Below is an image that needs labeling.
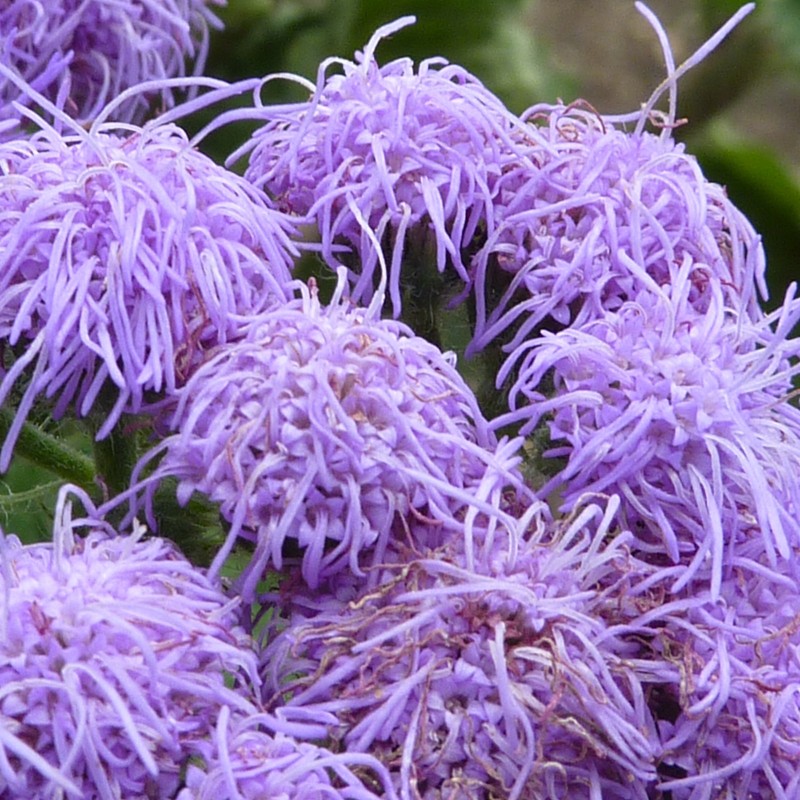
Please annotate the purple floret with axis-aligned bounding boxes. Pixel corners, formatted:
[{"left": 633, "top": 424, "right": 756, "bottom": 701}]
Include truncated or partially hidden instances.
[
  {"left": 135, "top": 279, "right": 528, "bottom": 597},
  {"left": 259, "top": 498, "right": 659, "bottom": 800},
  {"left": 498, "top": 262, "right": 800, "bottom": 598},
  {"left": 0, "top": 117, "right": 297, "bottom": 471},
  {"left": 0, "top": 0, "right": 222, "bottom": 126},
  {"left": 233, "top": 17, "right": 535, "bottom": 315},
  {"left": 619, "top": 554, "right": 800, "bottom": 799},
  {"left": 0, "top": 486, "right": 260, "bottom": 800},
  {"left": 176, "top": 706, "right": 396, "bottom": 800},
  {"left": 469, "top": 102, "right": 767, "bottom": 358}
]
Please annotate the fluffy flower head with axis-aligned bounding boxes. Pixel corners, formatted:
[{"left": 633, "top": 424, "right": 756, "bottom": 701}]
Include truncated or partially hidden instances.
[
  {"left": 235, "top": 17, "right": 533, "bottom": 314},
  {"left": 139, "top": 279, "right": 525, "bottom": 596},
  {"left": 470, "top": 103, "right": 766, "bottom": 358},
  {"left": 260, "top": 498, "right": 658, "bottom": 800},
  {"left": 500, "top": 267, "right": 800, "bottom": 598},
  {"left": 468, "top": 2, "right": 762, "bottom": 360},
  {"left": 0, "top": 116, "right": 296, "bottom": 470},
  {"left": 0, "top": 487, "right": 259, "bottom": 800},
  {"left": 1, "top": 0, "right": 221, "bottom": 126}
]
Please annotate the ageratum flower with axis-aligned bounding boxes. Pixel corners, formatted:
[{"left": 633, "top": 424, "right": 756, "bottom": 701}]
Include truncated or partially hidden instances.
[
  {"left": 0, "top": 486, "right": 260, "bottom": 800},
  {"left": 232, "top": 16, "right": 536, "bottom": 315},
  {"left": 176, "top": 706, "right": 395, "bottom": 800},
  {"left": 468, "top": 4, "right": 762, "bottom": 359},
  {"left": 0, "top": 0, "right": 221, "bottom": 125},
  {"left": 136, "top": 279, "right": 528, "bottom": 597},
  {"left": 469, "top": 103, "right": 766, "bottom": 358},
  {"left": 497, "top": 261, "right": 800, "bottom": 599},
  {"left": 615, "top": 552, "right": 800, "bottom": 799},
  {"left": 259, "top": 498, "right": 659, "bottom": 800},
  {"left": 0, "top": 116, "right": 297, "bottom": 471}
]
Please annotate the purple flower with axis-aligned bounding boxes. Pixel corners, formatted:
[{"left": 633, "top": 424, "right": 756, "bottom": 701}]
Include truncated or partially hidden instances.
[
  {"left": 469, "top": 102, "right": 766, "bottom": 358},
  {"left": 497, "top": 263, "right": 800, "bottom": 598},
  {"left": 0, "top": 117, "right": 297, "bottom": 471},
  {"left": 619, "top": 555, "right": 800, "bottom": 799},
  {"left": 259, "top": 497, "right": 659, "bottom": 800},
  {"left": 176, "top": 706, "right": 396, "bottom": 800},
  {"left": 0, "top": 485, "right": 260, "bottom": 800},
  {"left": 468, "top": 2, "right": 760, "bottom": 361},
  {"left": 0, "top": 0, "right": 222, "bottom": 125},
  {"left": 135, "top": 279, "right": 528, "bottom": 597},
  {"left": 232, "top": 17, "right": 534, "bottom": 315}
]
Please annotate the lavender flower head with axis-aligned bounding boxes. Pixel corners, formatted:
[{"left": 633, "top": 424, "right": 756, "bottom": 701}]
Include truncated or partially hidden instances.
[
  {"left": 471, "top": 107, "right": 766, "bottom": 356},
  {"left": 177, "top": 706, "right": 395, "bottom": 800},
  {"left": 259, "top": 497, "right": 659, "bottom": 800},
  {"left": 0, "top": 485, "right": 260, "bottom": 800},
  {"left": 233, "top": 16, "right": 533, "bottom": 314},
  {"left": 0, "top": 0, "right": 222, "bottom": 126},
  {"left": 0, "top": 114, "right": 297, "bottom": 471},
  {"left": 137, "top": 277, "right": 527, "bottom": 597},
  {"left": 498, "top": 262, "right": 800, "bottom": 599},
  {"left": 624, "top": 555, "right": 800, "bottom": 798},
  {"left": 469, "top": 4, "right": 763, "bottom": 357}
]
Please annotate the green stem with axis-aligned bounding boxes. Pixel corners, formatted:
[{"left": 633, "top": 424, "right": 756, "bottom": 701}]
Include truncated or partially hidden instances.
[
  {"left": 398, "top": 230, "right": 447, "bottom": 348},
  {"left": 92, "top": 422, "right": 138, "bottom": 497},
  {"left": 86, "top": 384, "right": 141, "bottom": 498},
  {"left": 149, "top": 480, "right": 225, "bottom": 567},
  {"left": 0, "top": 407, "right": 96, "bottom": 491}
]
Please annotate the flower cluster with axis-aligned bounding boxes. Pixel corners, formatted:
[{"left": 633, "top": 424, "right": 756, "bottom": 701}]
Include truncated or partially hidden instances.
[
  {"left": 232, "top": 17, "right": 535, "bottom": 315},
  {"left": 4, "top": 3, "right": 797, "bottom": 799},
  {"left": 497, "top": 265, "right": 800, "bottom": 595},
  {"left": 0, "top": 487, "right": 259, "bottom": 800},
  {"left": 259, "top": 499, "right": 659, "bottom": 800},
  {"left": 0, "top": 0, "right": 221, "bottom": 128},
  {"left": 469, "top": 102, "right": 766, "bottom": 358},
  {"left": 139, "top": 279, "right": 527, "bottom": 597},
  {"left": 0, "top": 115, "right": 296, "bottom": 470}
]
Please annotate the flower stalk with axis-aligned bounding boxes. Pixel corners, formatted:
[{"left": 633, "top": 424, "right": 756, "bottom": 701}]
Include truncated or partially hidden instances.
[{"left": 0, "top": 406, "right": 96, "bottom": 491}]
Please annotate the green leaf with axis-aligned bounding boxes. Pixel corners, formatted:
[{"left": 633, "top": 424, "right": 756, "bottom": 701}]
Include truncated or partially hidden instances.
[{"left": 0, "top": 467, "right": 62, "bottom": 544}]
